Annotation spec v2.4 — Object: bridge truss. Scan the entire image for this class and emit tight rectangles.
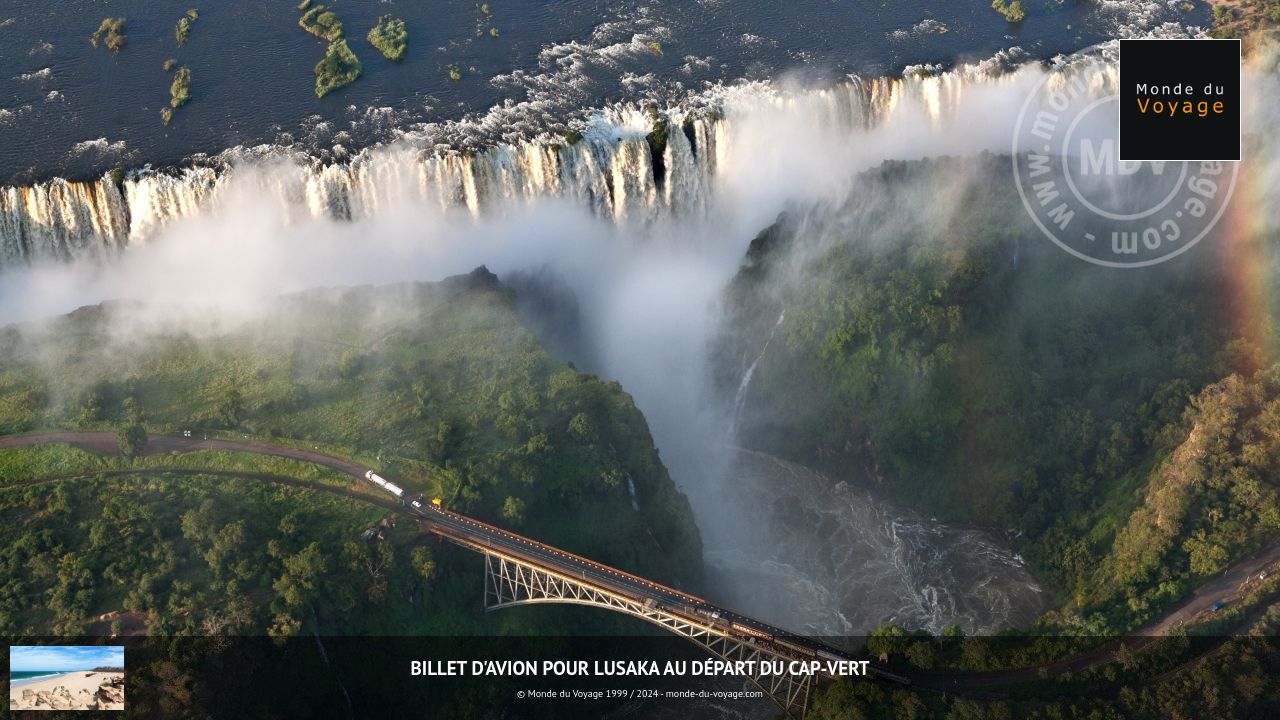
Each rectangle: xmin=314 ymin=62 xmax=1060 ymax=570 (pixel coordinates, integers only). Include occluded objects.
xmin=482 ymin=550 xmax=815 ymax=719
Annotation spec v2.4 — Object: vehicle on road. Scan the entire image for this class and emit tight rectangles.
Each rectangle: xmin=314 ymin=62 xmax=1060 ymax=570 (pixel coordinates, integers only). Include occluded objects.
xmin=363 ymin=470 xmax=404 ymax=499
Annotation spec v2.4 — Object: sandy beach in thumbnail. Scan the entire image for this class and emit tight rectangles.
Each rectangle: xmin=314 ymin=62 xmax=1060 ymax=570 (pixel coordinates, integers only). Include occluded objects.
xmin=9 ymin=671 xmax=124 ymax=711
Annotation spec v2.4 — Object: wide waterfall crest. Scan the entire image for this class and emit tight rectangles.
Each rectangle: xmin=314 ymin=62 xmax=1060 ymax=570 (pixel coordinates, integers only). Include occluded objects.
xmin=0 ymin=54 xmax=1120 ymax=266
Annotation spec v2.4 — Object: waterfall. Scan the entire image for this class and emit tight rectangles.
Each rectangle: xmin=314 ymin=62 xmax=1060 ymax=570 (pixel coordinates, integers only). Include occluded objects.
xmin=123 ymin=167 xmax=221 ymax=241
xmin=626 ymin=476 xmax=640 ymax=512
xmin=0 ymin=56 xmax=1120 ymax=268
xmin=0 ymin=177 xmax=130 ymax=262
xmin=730 ymin=308 xmax=785 ymax=438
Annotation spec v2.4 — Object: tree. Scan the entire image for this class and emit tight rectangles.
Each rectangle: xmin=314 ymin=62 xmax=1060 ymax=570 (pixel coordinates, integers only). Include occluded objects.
xmin=339 ymin=350 xmax=362 ymax=379
xmin=217 ymin=386 xmax=244 ymax=427
xmin=204 ymin=521 xmax=247 ymax=577
xmin=949 ymin=698 xmax=1012 ymax=720
xmin=904 ymin=640 xmax=937 ymax=670
xmin=866 ymin=624 xmax=908 ymax=662
xmin=808 ymin=680 xmax=882 ymax=720
xmin=268 ymin=612 xmax=302 ymax=638
xmin=169 ymin=67 xmax=192 ymax=108
xmin=77 ymin=381 xmax=114 ymax=426
xmin=175 ymin=17 xmax=192 ymax=45
xmin=314 ymin=39 xmax=362 ymax=98
xmin=117 ymin=423 xmax=148 ymax=458
xmin=367 ymin=15 xmax=408 ymax=61
xmin=1113 ymin=641 xmax=1138 ymax=671
xmin=411 ymin=378 xmax=432 ymax=416
xmin=431 ymin=418 xmax=463 ymax=463
xmin=991 ymin=0 xmax=1025 ymax=23
xmin=1185 ymin=530 xmax=1229 ymax=576
xmin=600 ymin=467 xmax=623 ymax=489
xmin=181 ymin=499 xmax=221 ymax=544
xmin=501 ymin=496 xmax=526 ymax=525
xmin=90 ymin=18 xmax=126 ymax=52
xmin=568 ymin=412 xmax=593 ymax=439
xmin=123 ymin=396 xmax=145 ymax=424
xmin=409 ymin=546 xmax=436 ymax=584
xmin=273 ymin=542 xmax=328 ymax=608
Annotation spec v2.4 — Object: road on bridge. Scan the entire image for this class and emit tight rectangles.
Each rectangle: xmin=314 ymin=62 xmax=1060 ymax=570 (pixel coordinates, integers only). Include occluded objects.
xmin=3 ymin=430 xmax=1279 ymax=693
xmin=0 ymin=431 xmax=894 ymax=683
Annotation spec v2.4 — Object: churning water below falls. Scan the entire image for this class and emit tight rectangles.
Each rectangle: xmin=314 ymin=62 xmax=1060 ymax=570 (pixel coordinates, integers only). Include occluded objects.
xmin=704 ymin=450 xmax=1046 ymax=637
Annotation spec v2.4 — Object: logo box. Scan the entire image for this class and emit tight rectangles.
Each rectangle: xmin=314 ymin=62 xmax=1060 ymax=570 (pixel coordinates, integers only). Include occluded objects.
xmin=1119 ymin=38 xmax=1241 ymax=162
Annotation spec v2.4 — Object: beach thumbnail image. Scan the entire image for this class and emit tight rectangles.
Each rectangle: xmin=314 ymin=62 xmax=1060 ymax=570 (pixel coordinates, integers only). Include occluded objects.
xmin=8 ymin=646 xmax=125 ymax=711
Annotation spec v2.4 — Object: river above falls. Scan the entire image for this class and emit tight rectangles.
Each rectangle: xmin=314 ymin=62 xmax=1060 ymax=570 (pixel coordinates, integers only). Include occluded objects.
xmin=0 ymin=0 xmax=1198 ymax=185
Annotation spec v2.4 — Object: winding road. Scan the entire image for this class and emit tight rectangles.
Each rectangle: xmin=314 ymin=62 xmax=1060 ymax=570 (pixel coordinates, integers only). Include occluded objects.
xmin=0 ymin=430 xmax=369 ymax=476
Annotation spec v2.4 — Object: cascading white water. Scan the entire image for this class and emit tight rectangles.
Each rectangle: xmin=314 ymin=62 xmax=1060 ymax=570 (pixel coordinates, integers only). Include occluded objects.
xmin=0 ymin=107 xmax=723 ymax=264
xmin=626 ymin=477 xmax=640 ymax=512
xmin=729 ymin=308 xmax=784 ymax=437
xmin=0 ymin=177 xmax=129 ymax=261
xmin=0 ymin=56 xmax=1120 ymax=267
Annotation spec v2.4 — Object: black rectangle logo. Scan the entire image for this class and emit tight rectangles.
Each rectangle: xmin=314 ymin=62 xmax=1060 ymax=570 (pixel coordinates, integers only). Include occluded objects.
xmin=1119 ymin=38 xmax=1241 ymax=162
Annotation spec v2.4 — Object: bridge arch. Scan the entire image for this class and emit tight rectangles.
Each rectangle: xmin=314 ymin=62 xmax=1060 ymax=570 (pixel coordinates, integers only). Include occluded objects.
xmin=483 ymin=551 xmax=814 ymax=718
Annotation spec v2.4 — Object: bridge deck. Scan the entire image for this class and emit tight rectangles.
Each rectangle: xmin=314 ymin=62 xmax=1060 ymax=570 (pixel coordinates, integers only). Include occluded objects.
xmin=408 ymin=500 xmax=907 ymax=684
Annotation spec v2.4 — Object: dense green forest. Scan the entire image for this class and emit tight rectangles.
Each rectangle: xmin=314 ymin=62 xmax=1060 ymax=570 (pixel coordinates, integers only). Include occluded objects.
xmin=0 ymin=268 xmax=702 ymax=642
xmin=0 ymin=469 xmax=384 ymax=637
xmin=716 ymin=155 xmax=1279 ymax=631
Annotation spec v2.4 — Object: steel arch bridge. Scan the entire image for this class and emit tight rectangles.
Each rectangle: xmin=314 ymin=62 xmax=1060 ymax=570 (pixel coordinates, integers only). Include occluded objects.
xmin=482 ymin=549 xmax=818 ymax=718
